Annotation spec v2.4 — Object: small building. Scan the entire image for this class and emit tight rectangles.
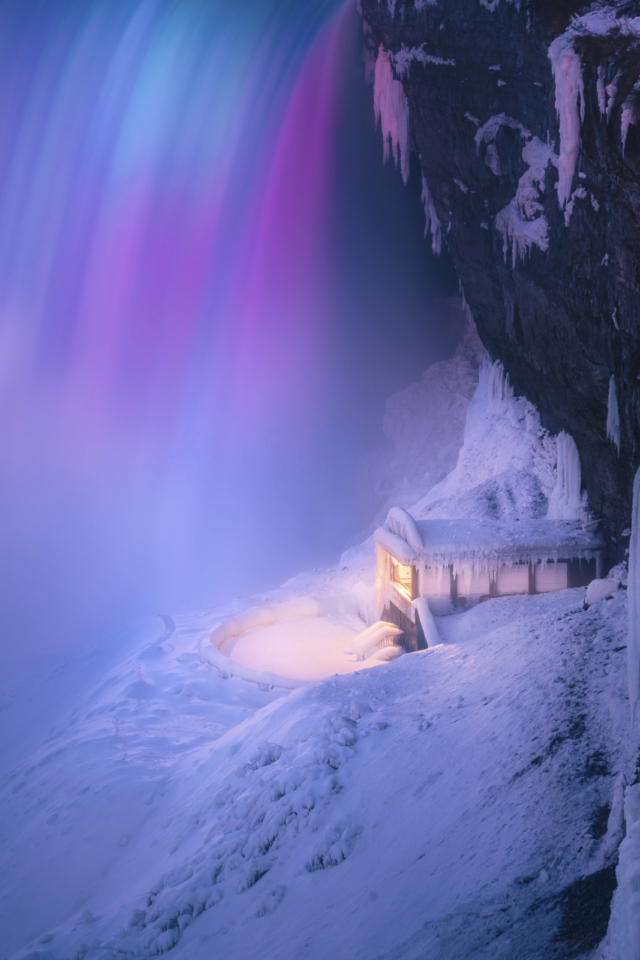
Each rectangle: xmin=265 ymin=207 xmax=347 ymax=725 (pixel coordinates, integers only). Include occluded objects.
xmin=374 ymin=507 xmax=604 ymax=651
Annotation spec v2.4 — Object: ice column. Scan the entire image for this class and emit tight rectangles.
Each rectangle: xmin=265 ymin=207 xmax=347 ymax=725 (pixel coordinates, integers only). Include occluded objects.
xmin=374 ymin=45 xmax=410 ymax=184
xmin=547 ymin=431 xmax=583 ymax=520
xmin=607 ymin=375 xmax=621 ymax=455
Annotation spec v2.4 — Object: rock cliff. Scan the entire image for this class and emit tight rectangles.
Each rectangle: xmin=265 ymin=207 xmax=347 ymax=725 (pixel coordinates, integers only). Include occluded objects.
xmin=360 ymin=0 xmax=640 ymax=564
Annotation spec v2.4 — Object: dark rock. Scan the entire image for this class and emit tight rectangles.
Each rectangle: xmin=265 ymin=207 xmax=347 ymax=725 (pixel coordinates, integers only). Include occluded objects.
xmin=360 ymin=0 xmax=640 ymax=564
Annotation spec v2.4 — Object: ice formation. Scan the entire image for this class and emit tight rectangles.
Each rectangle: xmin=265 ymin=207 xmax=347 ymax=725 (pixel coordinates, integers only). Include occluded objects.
xmin=548 ymin=34 xmax=584 ymax=209
xmin=411 ymin=357 xmax=558 ymax=524
xmin=549 ymin=10 xmax=640 ymax=203
xmin=547 ymin=431 xmax=584 ymax=521
xmin=628 ymin=466 xmax=640 ymax=717
xmin=392 ymin=44 xmax=456 ymax=78
xmin=420 ymin=175 xmax=442 ymax=255
xmin=621 ymin=81 xmax=640 ymax=152
xmin=476 ymin=114 xmax=558 ymax=265
xmin=373 ymin=45 xmax=409 ymax=184
xmin=607 ymin=375 xmax=621 ymax=455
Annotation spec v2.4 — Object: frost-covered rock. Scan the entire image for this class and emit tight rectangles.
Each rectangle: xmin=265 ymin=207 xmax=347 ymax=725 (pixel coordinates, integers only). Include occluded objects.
xmin=584 ymin=577 xmax=621 ymax=608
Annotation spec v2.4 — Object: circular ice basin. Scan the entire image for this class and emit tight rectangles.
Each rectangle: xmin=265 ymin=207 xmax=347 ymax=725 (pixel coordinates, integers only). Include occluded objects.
xmin=221 ymin=613 xmax=393 ymax=681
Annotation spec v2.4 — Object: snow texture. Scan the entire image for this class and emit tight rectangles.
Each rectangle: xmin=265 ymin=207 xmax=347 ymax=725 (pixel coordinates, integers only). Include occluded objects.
xmin=412 ymin=359 xmax=558 ymax=524
xmin=547 ymin=431 xmax=585 ymax=522
xmin=2 ymin=326 xmax=636 ymax=960
xmin=476 ymin=115 xmax=557 ymax=265
xmin=607 ymin=375 xmax=621 ymax=455
xmin=373 ymin=45 xmax=409 ymax=184
xmin=392 ymin=44 xmax=456 ymax=78
xmin=420 ymin=175 xmax=443 ymax=255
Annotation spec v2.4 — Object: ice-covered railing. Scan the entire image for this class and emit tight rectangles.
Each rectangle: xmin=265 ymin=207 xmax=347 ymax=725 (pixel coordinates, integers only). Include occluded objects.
xmin=374 ymin=45 xmax=409 ymax=184
xmin=548 ymin=9 xmax=640 ymax=205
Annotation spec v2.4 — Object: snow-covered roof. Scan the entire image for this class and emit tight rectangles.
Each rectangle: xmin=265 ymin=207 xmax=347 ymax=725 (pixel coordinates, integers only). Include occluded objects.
xmin=374 ymin=507 xmax=604 ymax=568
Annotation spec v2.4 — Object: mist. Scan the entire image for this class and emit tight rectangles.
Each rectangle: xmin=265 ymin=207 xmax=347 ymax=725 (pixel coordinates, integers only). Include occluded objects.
xmin=0 ymin=0 xmax=459 ymax=661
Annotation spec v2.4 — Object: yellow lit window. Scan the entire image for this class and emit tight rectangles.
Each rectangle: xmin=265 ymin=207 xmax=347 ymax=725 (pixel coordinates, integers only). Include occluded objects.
xmin=391 ymin=558 xmax=412 ymax=599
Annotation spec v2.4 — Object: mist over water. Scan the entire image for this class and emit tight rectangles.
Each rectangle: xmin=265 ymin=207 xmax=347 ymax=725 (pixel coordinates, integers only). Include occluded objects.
xmin=0 ymin=0 xmax=458 ymax=660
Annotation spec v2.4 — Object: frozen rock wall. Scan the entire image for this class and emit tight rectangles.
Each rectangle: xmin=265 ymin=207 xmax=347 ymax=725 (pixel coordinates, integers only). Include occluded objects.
xmin=359 ymin=0 xmax=640 ymax=563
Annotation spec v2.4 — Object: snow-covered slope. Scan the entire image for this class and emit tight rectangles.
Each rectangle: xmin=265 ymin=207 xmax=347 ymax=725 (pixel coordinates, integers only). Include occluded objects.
xmin=2 ymin=333 xmax=635 ymax=960
xmin=2 ymin=587 xmax=633 ymax=960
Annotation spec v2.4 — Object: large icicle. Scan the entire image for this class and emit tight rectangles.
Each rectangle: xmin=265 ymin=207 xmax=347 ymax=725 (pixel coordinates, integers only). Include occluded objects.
xmin=374 ymin=45 xmax=410 ymax=184
xmin=548 ymin=35 xmax=584 ymax=209
xmin=607 ymin=375 xmax=621 ymax=454
xmin=547 ymin=431 xmax=583 ymax=520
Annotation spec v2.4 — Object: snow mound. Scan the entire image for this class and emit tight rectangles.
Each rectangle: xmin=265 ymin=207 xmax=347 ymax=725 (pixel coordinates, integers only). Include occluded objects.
xmin=412 ymin=359 xmax=557 ymax=522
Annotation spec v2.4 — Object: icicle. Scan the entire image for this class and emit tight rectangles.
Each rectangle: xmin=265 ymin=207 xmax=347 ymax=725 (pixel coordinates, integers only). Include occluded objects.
xmin=421 ymin=175 xmax=442 ymax=255
xmin=373 ymin=45 xmax=410 ymax=184
xmin=547 ymin=431 xmax=583 ymax=520
xmin=628 ymin=466 xmax=640 ymax=716
xmin=481 ymin=359 xmax=514 ymax=402
xmin=607 ymin=375 xmax=621 ymax=455
xmin=548 ymin=34 xmax=584 ymax=209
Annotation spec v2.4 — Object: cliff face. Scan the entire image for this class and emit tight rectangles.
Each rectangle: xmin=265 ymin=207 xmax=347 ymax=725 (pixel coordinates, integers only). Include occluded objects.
xmin=360 ymin=0 xmax=640 ymax=563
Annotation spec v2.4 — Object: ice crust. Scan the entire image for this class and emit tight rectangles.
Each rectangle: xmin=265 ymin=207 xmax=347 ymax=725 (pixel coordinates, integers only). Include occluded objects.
xmin=607 ymin=375 xmax=621 ymax=455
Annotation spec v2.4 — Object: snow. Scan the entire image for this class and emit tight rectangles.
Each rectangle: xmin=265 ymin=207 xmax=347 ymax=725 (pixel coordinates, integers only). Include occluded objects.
xmin=475 ymin=115 xmax=558 ymax=265
xmin=547 ymin=431 xmax=585 ymax=522
xmin=412 ymin=358 xmax=558 ymax=524
xmin=585 ymin=576 xmax=621 ymax=608
xmin=373 ymin=45 xmax=409 ymax=184
xmin=2 ymin=326 xmax=637 ymax=960
xmin=392 ymin=44 xmax=456 ymax=79
xmin=564 ymin=185 xmax=588 ymax=226
xmin=549 ymin=10 xmax=640 ymax=198
xmin=420 ymin=174 xmax=442 ymax=255
xmin=607 ymin=375 xmax=621 ymax=455
xmin=3 ymin=585 xmax=634 ymax=960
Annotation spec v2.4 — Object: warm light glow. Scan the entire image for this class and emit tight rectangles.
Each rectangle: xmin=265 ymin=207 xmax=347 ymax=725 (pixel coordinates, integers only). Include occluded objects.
xmin=391 ymin=557 xmax=412 ymax=599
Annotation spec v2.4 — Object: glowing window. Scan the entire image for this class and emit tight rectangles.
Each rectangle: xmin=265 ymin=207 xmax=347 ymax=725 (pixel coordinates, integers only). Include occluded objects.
xmin=391 ymin=558 xmax=413 ymax=599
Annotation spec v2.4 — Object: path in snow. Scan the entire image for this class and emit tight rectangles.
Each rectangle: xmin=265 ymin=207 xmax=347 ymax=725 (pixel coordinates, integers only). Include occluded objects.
xmin=3 ymin=587 xmax=635 ymax=960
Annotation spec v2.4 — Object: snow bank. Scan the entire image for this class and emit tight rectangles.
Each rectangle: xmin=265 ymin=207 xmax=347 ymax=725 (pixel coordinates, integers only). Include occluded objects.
xmin=607 ymin=783 xmax=640 ymax=960
xmin=412 ymin=357 xmax=558 ymax=523
xmin=373 ymin=45 xmax=409 ymax=184
xmin=607 ymin=375 xmax=621 ymax=455
xmin=412 ymin=596 xmax=441 ymax=647
xmin=585 ymin=576 xmax=621 ymax=608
